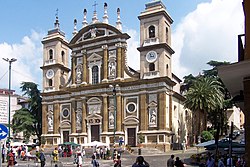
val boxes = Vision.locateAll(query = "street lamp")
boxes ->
[2,58,17,149]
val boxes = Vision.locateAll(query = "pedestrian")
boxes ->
[175,157,184,167]
[114,155,121,167]
[2,144,5,163]
[8,149,15,167]
[132,156,149,167]
[218,157,225,167]
[167,154,175,167]
[206,153,215,167]
[52,147,59,162]
[91,154,100,167]
[39,148,46,167]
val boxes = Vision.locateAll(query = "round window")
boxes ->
[126,102,137,113]
[62,108,69,118]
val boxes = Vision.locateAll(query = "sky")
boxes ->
[0,0,244,95]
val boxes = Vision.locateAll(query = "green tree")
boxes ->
[19,82,42,143]
[201,131,214,142]
[184,77,224,142]
[12,108,36,142]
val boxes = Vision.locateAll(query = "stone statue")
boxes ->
[109,112,114,127]
[76,112,82,130]
[76,67,82,83]
[48,116,53,130]
[149,109,156,124]
[109,61,116,77]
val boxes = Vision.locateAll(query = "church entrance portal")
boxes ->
[63,131,69,143]
[128,128,136,146]
[91,125,100,141]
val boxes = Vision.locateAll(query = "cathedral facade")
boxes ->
[41,0,189,150]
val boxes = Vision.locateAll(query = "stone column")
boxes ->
[116,93,122,132]
[71,99,76,133]
[102,45,108,82]
[116,43,122,79]
[140,93,147,131]
[82,50,87,84]
[159,92,166,130]
[72,56,76,84]
[81,98,87,133]
[42,103,47,134]
[54,103,60,134]
[102,94,108,132]
[244,76,250,163]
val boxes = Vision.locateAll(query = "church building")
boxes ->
[41,0,189,150]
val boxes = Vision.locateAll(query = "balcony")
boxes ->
[143,71,160,79]
[143,38,159,46]
[44,59,56,66]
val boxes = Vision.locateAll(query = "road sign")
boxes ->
[0,124,8,140]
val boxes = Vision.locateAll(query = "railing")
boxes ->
[44,59,56,66]
[143,71,160,79]
[44,86,55,92]
[143,38,159,46]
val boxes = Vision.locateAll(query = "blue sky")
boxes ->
[0,0,244,94]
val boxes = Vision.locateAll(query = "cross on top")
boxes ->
[92,1,98,12]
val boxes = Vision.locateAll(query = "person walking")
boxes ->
[2,144,5,163]
[132,156,149,167]
[52,147,59,162]
[206,153,215,167]
[39,148,46,167]
[114,155,121,167]
[8,149,15,167]
[167,154,175,167]
[91,154,99,167]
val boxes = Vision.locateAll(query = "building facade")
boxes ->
[41,1,189,150]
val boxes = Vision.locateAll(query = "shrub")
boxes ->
[201,131,214,142]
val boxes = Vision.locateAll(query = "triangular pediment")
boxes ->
[87,53,102,61]
[148,101,157,107]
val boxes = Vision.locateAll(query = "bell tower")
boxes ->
[41,16,70,92]
[138,0,174,79]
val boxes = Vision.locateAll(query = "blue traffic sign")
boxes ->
[0,124,8,140]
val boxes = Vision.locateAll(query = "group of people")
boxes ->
[167,155,184,167]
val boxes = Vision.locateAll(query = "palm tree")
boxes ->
[184,77,224,143]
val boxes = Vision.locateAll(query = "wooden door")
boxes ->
[128,128,136,146]
[63,131,69,143]
[91,125,100,141]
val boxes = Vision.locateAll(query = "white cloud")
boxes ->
[172,0,244,78]
[125,28,140,70]
[0,31,44,94]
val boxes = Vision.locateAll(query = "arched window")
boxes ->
[149,63,155,71]
[61,51,65,64]
[48,79,53,86]
[49,49,53,59]
[92,66,99,84]
[149,25,155,38]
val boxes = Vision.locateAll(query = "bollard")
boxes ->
[138,148,141,155]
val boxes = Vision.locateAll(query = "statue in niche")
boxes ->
[109,61,116,77]
[90,28,97,38]
[109,112,114,127]
[149,109,156,124]
[76,67,82,83]
[48,115,53,130]
[76,112,82,129]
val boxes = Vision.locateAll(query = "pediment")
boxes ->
[148,101,157,108]
[87,97,102,104]
[86,113,102,120]
[87,53,102,61]
[123,116,139,125]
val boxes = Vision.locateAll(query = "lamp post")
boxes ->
[2,58,17,150]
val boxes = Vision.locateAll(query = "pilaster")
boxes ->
[81,98,87,133]
[159,92,166,130]
[116,43,122,79]
[71,99,76,133]
[102,45,108,82]
[169,94,173,130]
[140,93,147,131]
[82,50,87,84]
[72,55,76,84]
[54,103,60,134]
[116,94,122,132]
[102,94,108,132]
[42,104,47,134]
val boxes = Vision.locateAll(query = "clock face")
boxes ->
[146,51,157,63]
[46,69,54,79]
